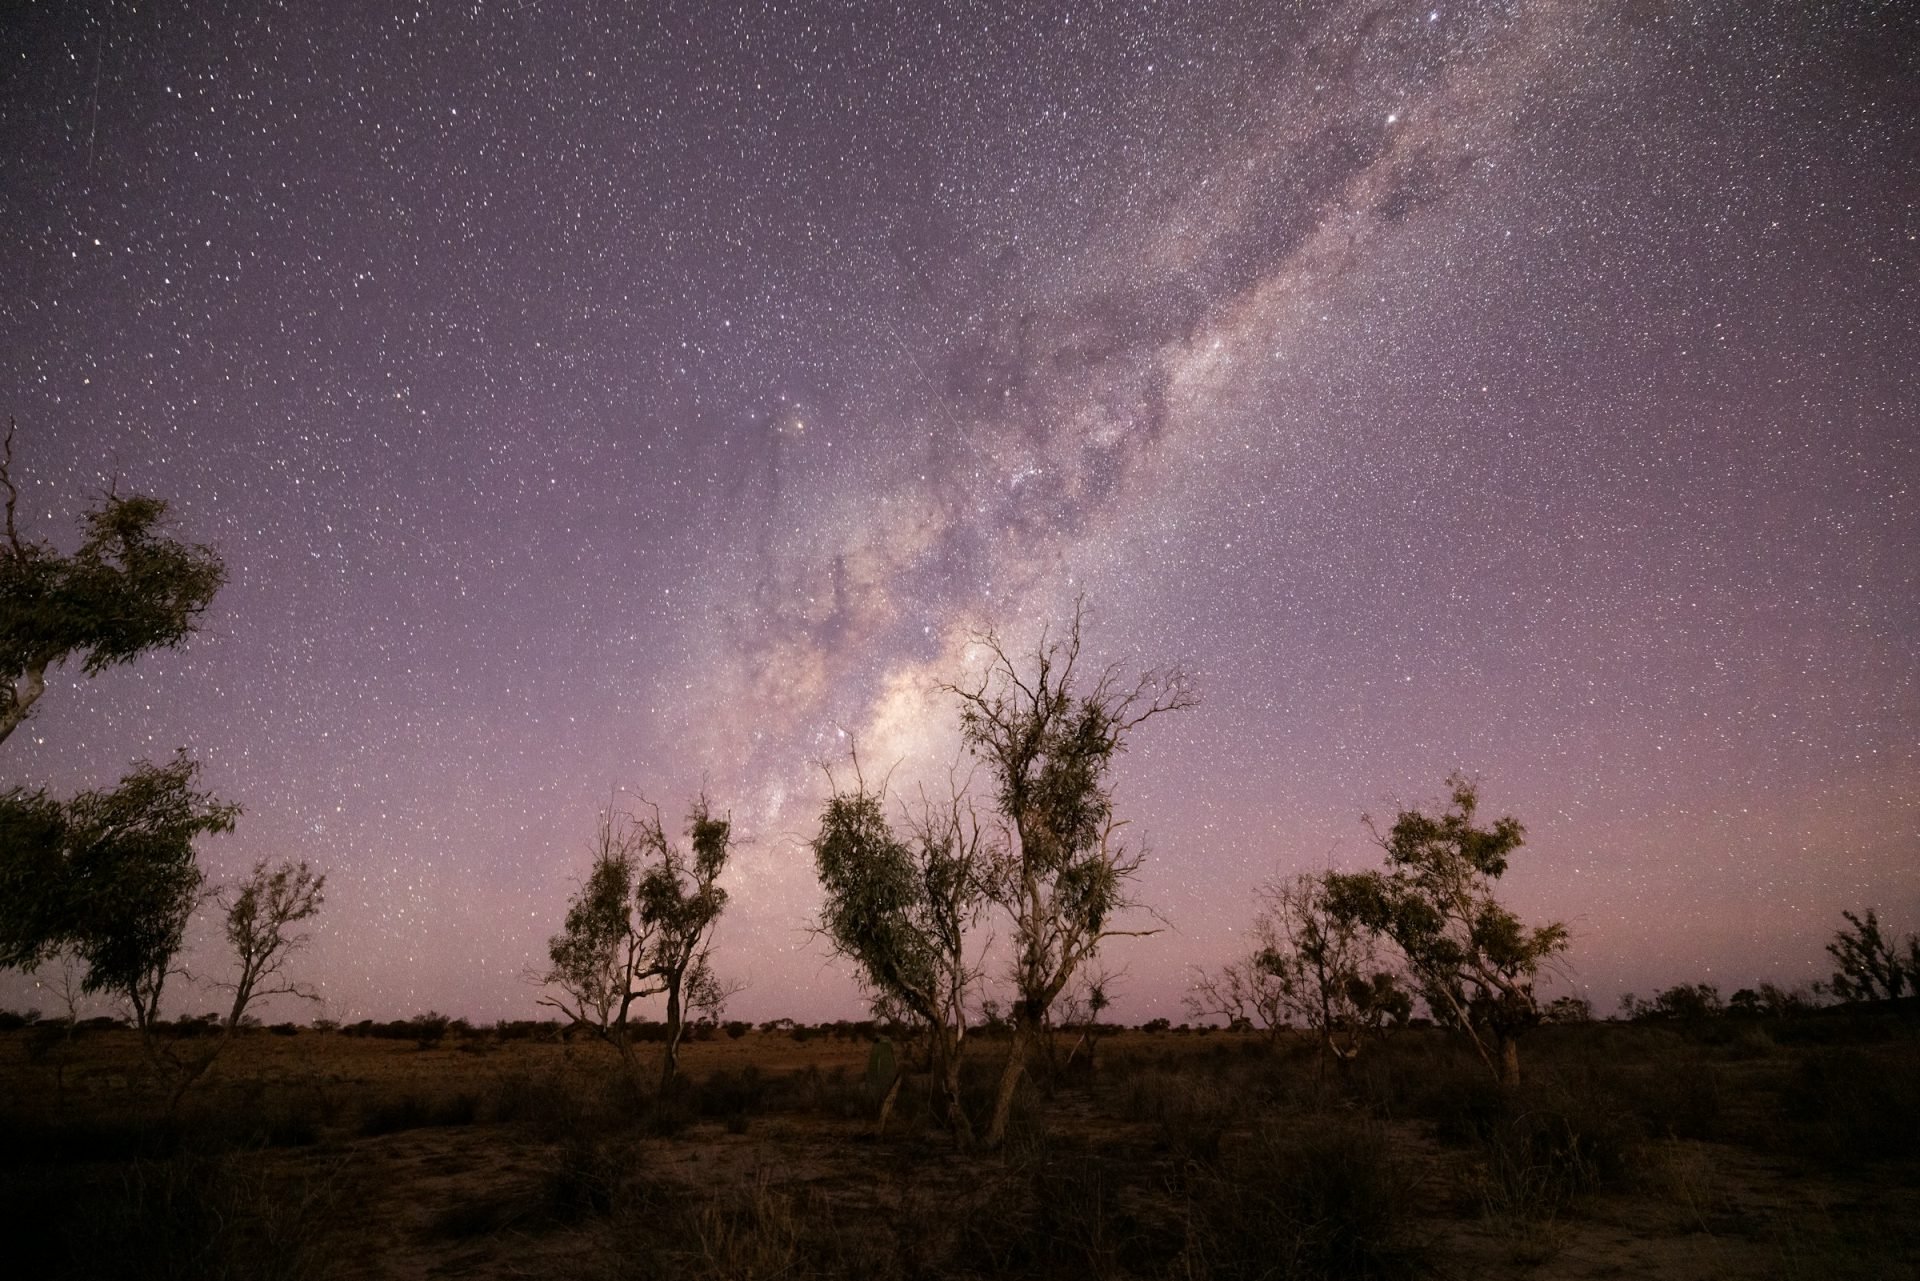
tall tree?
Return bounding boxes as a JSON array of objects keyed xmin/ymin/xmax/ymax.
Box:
[
  {"xmin": 1326, "ymin": 776, "xmax": 1568, "ymax": 1087},
  {"xmin": 634, "ymin": 797, "xmax": 734, "ymax": 1090},
  {"xmin": 0, "ymin": 421, "xmax": 226, "ymax": 747},
  {"xmin": 946, "ymin": 603, "xmax": 1194, "ymax": 1147},
  {"xmin": 813, "ymin": 765, "xmax": 989, "ymax": 1143},
  {"xmin": 0, "ymin": 427, "xmax": 239, "ymax": 1085}
]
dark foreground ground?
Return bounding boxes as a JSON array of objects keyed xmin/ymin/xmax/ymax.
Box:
[{"xmin": 2, "ymin": 1010, "xmax": 1916, "ymax": 1280}]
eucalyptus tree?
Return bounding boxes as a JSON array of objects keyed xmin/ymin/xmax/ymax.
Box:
[
  {"xmin": 0, "ymin": 423, "xmax": 236, "ymax": 1049},
  {"xmin": 540, "ymin": 806, "xmax": 654, "ymax": 1071},
  {"xmin": 541, "ymin": 794, "xmax": 736, "ymax": 1087},
  {"xmin": 635, "ymin": 797, "xmax": 735, "ymax": 1089},
  {"xmin": 946, "ymin": 603, "xmax": 1194, "ymax": 1147},
  {"xmin": 1326, "ymin": 776, "xmax": 1568, "ymax": 1086},
  {"xmin": 813, "ymin": 766, "xmax": 989, "ymax": 1142},
  {"xmin": 215, "ymin": 859, "xmax": 326, "ymax": 1032}
]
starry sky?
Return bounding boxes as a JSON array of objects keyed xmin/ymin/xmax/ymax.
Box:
[{"xmin": 2, "ymin": 0, "xmax": 1915, "ymax": 1023}]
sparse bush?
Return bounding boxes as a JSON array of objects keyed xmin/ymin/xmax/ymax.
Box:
[
  {"xmin": 19, "ymin": 1151, "xmax": 339, "ymax": 1280},
  {"xmin": 1474, "ymin": 1105, "xmax": 1614, "ymax": 1226},
  {"xmin": 1179, "ymin": 1114, "xmax": 1423, "ymax": 1280},
  {"xmin": 954, "ymin": 1153, "xmax": 1166, "ymax": 1278},
  {"xmin": 358, "ymin": 1090, "xmax": 478, "ymax": 1136},
  {"xmin": 408, "ymin": 1010, "xmax": 451, "ymax": 1048},
  {"xmin": 1776, "ymin": 1047, "xmax": 1920, "ymax": 1168}
]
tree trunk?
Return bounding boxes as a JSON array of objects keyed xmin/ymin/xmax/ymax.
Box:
[
  {"xmin": 935, "ymin": 1030, "xmax": 975, "ymax": 1149},
  {"xmin": 983, "ymin": 1021, "xmax": 1032, "ymax": 1149},
  {"xmin": 1498, "ymin": 1033, "xmax": 1521, "ymax": 1087},
  {"xmin": 660, "ymin": 985, "xmax": 684, "ymax": 1091},
  {"xmin": 875, "ymin": 1071, "xmax": 903, "ymax": 1136}
]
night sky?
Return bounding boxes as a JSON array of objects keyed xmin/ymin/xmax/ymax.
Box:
[{"xmin": 2, "ymin": 0, "xmax": 1914, "ymax": 1023}]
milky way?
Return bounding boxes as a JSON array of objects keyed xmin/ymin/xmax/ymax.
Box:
[{"xmin": 2, "ymin": 0, "xmax": 1914, "ymax": 1021}]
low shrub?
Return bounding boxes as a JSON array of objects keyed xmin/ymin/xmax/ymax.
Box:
[
  {"xmin": 1775, "ymin": 1047, "xmax": 1920, "ymax": 1168},
  {"xmin": 358, "ymin": 1091, "xmax": 479, "ymax": 1137},
  {"xmin": 1179, "ymin": 1113, "xmax": 1424, "ymax": 1280}
]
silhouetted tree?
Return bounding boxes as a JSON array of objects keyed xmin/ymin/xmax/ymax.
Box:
[
  {"xmin": 214, "ymin": 859, "xmax": 326, "ymax": 1032},
  {"xmin": 1326, "ymin": 776, "xmax": 1568, "ymax": 1087},
  {"xmin": 0, "ymin": 424, "xmax": 237, "ymax": 1073},
  {"xmin": 1054, "ymin": 962, "xmax": 1118, "ymax": 1070},
  {"xmin": 812, "ymin": 763, "xmax": 989, "ymax": 1143},
  {"xmin": 1825, "ymin": 908, "xmax": 1918, "ymax": 1003},
  {"xmin": 0, "ymin": 754, "xmax": 237, "ymax": 1036},
  {"xmin": 1191, "ymin": 870, "xmax": 1410, "ymax": 1065},
  {"xmin": 945, "ymin": 603, "xmax": 1194, "ymax": 1147},
  {"xmin": 0, "ymin": 420, "xmax": 225, "ymax": 747}
]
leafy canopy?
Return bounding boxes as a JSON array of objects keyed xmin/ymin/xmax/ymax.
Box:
[
  {"xmin": 1, "ymin": 424, "xmax": 226, "ymax": 745},
  {"xmin": 0, "ymin": 754, "xmax": 239, "ymax": 1025}
]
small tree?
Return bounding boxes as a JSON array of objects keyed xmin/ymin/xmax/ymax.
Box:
[
  {"xmin": 539, "ymin": 794, "xmax": 736, "ymax": 1088},
  {"xmin": 539, "ymin": 806, "xmax": 653, "ymax": 1070},
  {"xmin": 1191, "ymin": 870, "xmax": 1409, "ymax": 1065},
  {"xmin": 945, "ymin": 603, "xmax": 1194, "ymax": 1147},
  {"xmin": 1054, "ymin": 962, "xmax": 1118, "ymax": 1070},
  {"xmin": 1, "ymin": 421, "xmax": 226, "ymax": 747},
  {"xmin": 1186, "ymin": 950, "xmax": 1290, "ymax": 1038},
  {"xmin": 1326, "ymin": 776, "xmax": 1567, "ymax": 1087},
  {"xmin": 214, "ymin": 859, "xmax": 326, "ymax": 1033},
  {"xmin": 812, "ymin": 766, "xmax": 989, "ymax": 1143},
  {"xmin": 1825, "ymin": 908, "xmax": 1918, "ymax": 1003}
]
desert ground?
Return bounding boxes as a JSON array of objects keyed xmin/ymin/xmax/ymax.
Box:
[{"xmin": 2, "ymin": 1010, "xmax": 1916, "ymax": 1280}]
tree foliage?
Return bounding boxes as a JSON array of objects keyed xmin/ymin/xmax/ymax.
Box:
[
  {"xmin": 1825, "ymin": 908, "xmax": 1918, "ymax": 1003},
  {"xmin": 0, "ymin": 421, "xmax": 226, "ymax": 746},
  {"xmin": 944, "ymin": 602, "xmax": 1194, "ymax": 1146},
  {"xmin": 1326, "ymin": 775, "xmax": 1567, "ymax": 1086},
  {"xmin": 1190, "ymin": 870, "xmax": 1410, "ymax": 1063}
]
